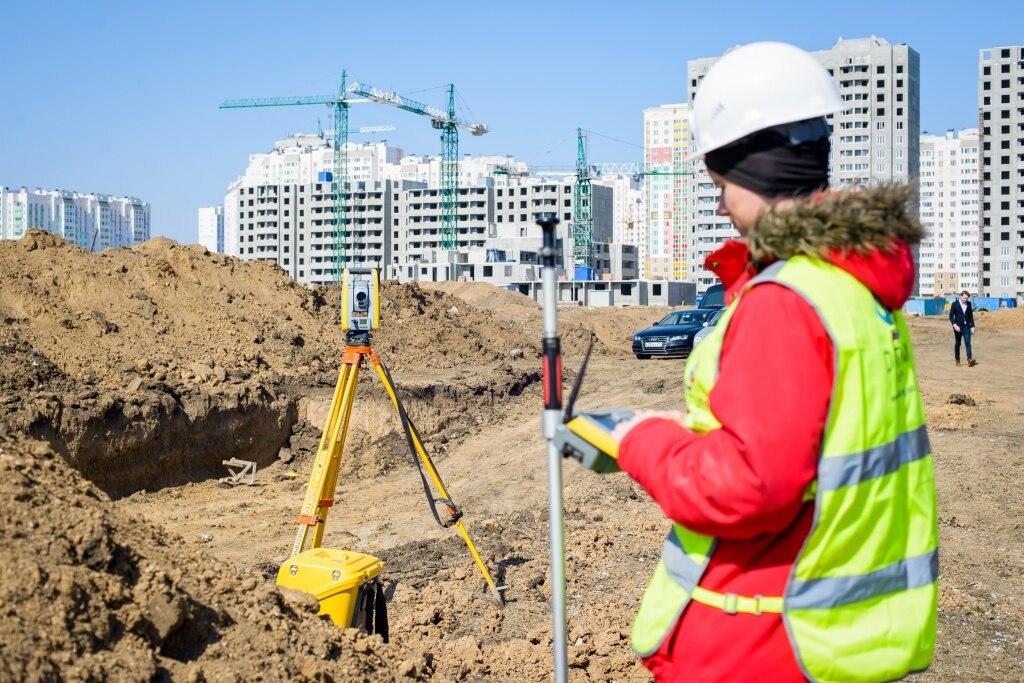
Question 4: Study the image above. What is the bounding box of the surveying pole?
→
[537,215,568,683]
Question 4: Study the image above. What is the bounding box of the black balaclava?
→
[704,117,831,197]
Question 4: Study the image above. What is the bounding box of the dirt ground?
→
[2,231,1023,681]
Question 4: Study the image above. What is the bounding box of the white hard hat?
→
[690,42,844,158]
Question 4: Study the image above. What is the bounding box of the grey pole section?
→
[537,215,568,683]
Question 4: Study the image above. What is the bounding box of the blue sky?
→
[1,0,1021,244]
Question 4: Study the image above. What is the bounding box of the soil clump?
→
[0,428,426,682]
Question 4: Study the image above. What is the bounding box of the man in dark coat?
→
[949,290,976,366]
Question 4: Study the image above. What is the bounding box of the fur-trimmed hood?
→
[748,184,924,263]
[708,184,922,310]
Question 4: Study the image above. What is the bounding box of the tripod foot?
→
[490,584,509,608]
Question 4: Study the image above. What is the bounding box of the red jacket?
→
[618,239,916,682]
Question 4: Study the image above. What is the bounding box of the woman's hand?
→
[612,410,687,442]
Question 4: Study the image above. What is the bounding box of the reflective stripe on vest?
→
[630,256,938,682]
[817,423,930,491]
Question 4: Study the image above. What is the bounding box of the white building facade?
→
[223,135,402,259]
[593,172,644,254]
[686,37,920,293]
[222,134,626,286]
[979,45,1024,300]
[389,177,617,284]
[0,187,150,250]
[918,130,981,296]
[643,103,692,281]
[197,206,224,253]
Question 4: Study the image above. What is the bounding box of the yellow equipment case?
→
[276,548,385,628]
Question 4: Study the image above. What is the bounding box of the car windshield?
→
[701,285,726,308]
[658,310,710,326]
[707,309,725,326]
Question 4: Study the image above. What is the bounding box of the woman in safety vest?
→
[612,42,938,683]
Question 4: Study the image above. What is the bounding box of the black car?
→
[632,309,718,359]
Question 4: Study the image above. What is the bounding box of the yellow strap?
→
[690,586,784,615]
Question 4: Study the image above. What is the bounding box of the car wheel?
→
[635,354,651,360]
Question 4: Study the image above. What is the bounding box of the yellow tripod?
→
[277,339,507,618]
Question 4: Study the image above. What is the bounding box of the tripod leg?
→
[312,358,361,549]
[371,358,506,606]
[291,358,360,556]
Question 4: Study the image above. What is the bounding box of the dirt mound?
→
[560,306,673,358]
[0,231,542,495]
[371,281,539,368]
[423,280,675,358]
[0,231,536,388]
[420,281,539,317]
[981,305,1024,331]
[0,428,428,682]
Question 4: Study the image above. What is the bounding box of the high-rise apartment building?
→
[592,172,644,249]
[223,134,615,285]
[978,45,1024,301]
[918,130,981,296]
[197,206,224,253]
[223,135,402,264]
[643,103,691,280]
[389,177,615,283]
[0,187,149,250]
[686,37,920,292]
[226,176,409,286]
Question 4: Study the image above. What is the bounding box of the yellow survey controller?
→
[553,408,633,474]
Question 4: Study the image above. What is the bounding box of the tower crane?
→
[348,81,488,250]
[221,71,353,284]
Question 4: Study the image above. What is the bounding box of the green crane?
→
[221,71,351,284]
[349,81,488,250]
[572,128,594,275]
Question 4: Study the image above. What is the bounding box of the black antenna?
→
[562,335,595,422]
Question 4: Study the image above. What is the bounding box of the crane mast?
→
[332,72,349,277]
[440,86,459,250]
[572,128,593,275]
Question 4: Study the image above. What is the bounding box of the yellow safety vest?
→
[630,257,938,683]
